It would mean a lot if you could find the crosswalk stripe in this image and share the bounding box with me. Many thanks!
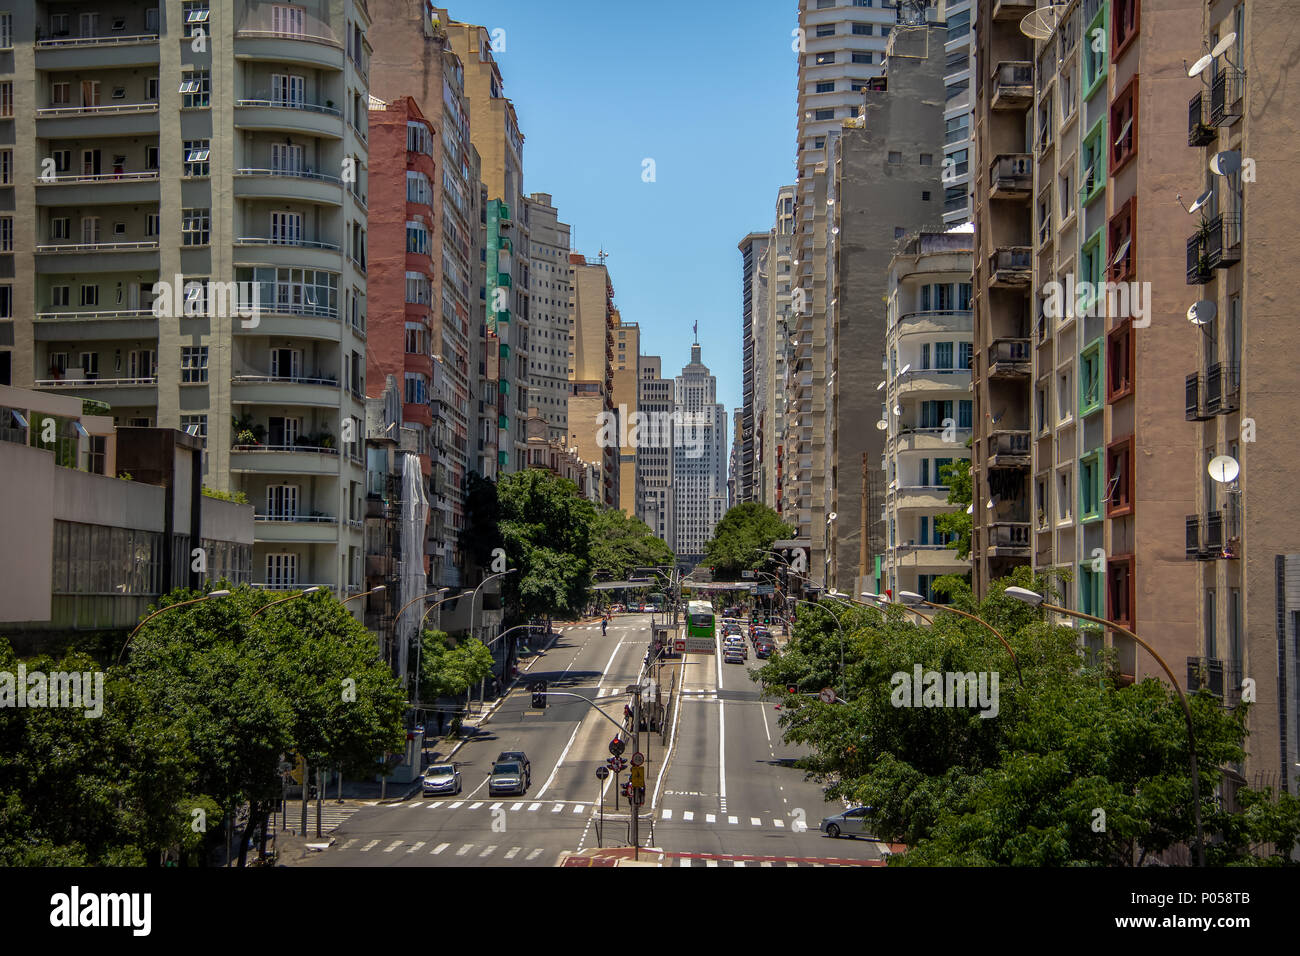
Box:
[448,801,464,809]
[480,845,497,857]
[469,802,484,810]
[340,839,357,850]
[678,858,690,868]
[511,802,524,811]
[384,840,403,853]
[683,811,694,821]
[760,861,773,867]
[490,802,503,811]
[407,842,426,854]
[455,844,474,857]
[505,847,521,860]
[431,843,450,855]
[551,804,563,813]
[706,860,718,867]
[526,848,544,861]
[362,840,379,852]
[751,817,761,826]
[774,819,785,828]
[528,802,541,811]
[572,804,584,814]
[728,816,738,825]
[705,814,717,824]
[662,809,672,820]
[734,860,746,867]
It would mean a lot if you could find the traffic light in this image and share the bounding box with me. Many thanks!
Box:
[531,680,547,709]
[787,685,797,696]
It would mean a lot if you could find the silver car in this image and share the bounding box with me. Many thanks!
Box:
[820,806,874,839]
[422,763,462,797]
[488,761,527,797]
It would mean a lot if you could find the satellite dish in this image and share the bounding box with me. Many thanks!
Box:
[876,380,886,391]
[892,404,902,416]
[1187,300,1217,326]
[875,419,888,431]
[1211,32,1237,58]
[1208,455,1239,484]
[899,363,912,375]
[1188,53,1214,78]
[965,504,974,515]
[1210,150,1241,176]
[1188,189,1214,214]
[1020,4,1066,40]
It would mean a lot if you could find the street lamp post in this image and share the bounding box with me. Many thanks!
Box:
[896,590,1025,688]
[860,591,934,625]
[472,569,518,707]
[1004,586,1205,867]
[248,586,322,619]
[116,589,231,664]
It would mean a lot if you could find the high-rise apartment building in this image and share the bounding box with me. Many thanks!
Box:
[942,0,975,226]
[637,355,674,548]
[524,192,571,444]
[738,232,769,505]
[443,12,531,478]
[368,1,480,590]
[673,343,727,565]
[5,0,375,596]
[567,252,618,508]
[728,406,743,509]
[612,318,640,517]
[768,185,796,517]
[824,21,948,596]
[881,231,973,600]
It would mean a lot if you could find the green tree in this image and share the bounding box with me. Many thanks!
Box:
[589,507,674,582]
[497,469,596,621]
[705,502,792,579]
[415,630,495,707]
[934,458,972,560]
[459,471,503,572]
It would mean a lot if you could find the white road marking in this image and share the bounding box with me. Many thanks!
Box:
[678,858,691,867]
[528,802,541,812]
[761,701,772,743]
[383,840,403,853]
[505,847,521,859]
[526,848,544,860]
[662,809,672,820]
[480,845,497,857]
[760,861,773,867]
[490,802,503,811]
[734,860,747,867]
[361,840,379,852]
[455,844,474,857]
[468,802,483,810]
[511,802,524,811]
[706,813,717,824]
[774,819,785,828]
[572,804,585,814]
[683,811,694,821]
[431,843,450,855]
[407,842,426,854]
[728,815,738,825]
[706,859,718,867]
[551,803,563,813]
[537,719,582,797]
[340,839,357,850]
[750,817,761,827]
[447,801,464,809]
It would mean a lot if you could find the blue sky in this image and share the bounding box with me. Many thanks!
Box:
[459,1,798,415]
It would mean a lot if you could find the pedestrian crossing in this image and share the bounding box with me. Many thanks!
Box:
[333,837,553,863]
[669,855,877,868]
[283,804,362,835]
[657,807,806,831]
[368,797,808,832]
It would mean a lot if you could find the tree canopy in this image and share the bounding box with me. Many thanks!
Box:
[497,469,597,621]
[589,506,675,583]
[704,502,793,579]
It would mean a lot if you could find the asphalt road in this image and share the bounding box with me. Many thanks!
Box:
[300,614,886,867]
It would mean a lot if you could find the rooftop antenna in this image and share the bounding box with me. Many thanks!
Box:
[596,247,609,266]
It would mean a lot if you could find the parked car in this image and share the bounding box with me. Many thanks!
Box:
[496,751,531,785]
[488,761,528,796]
[421,763,462,797]
[820,806,875,839]
[723,647,745,665]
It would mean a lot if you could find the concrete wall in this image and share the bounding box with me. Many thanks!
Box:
[0,442,55,623]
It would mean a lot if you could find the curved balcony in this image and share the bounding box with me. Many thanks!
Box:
[230,443,341,476]
[890,485,952,511]
[892,310,972,340]
[32,376,158,406]
[889,428,972,454]
[35,103,160,139]
[234,308,343,341]
[235,97,344,139]
[892,368,971,397]
[230,374,343,409]
[234,168,344,206]
[234,30,345,72]
[234,235,342,271]
[886,544,969,572]
[34,172,160,206]
[253,513,340,544]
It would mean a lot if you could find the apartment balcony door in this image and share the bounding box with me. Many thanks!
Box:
[271,74,305,108]
[266,485,299,519]
[272,5,305,36]
[266,553,298,588]
[82,149,101,177]
[270,347,301,379]
[81,216,101,244]
[80,352,99,380]
[79,13,100,38]
[80,80,101,108]
[127,349,156,380]
[271,143,304,174]
[270,212,302,245]
[267,416,300,446]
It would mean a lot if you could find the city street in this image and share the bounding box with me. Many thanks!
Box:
[300,614,888,867]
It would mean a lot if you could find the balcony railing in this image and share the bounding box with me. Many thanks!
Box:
[1204,212,1242,269]
[988,430,1032,466]
[255,513,338,523]
[992,62,1033,110]
[235,167,344,186]
[36,309,154,321]
[1185,511,1239,559]
[36,240,159,253]
[35,34,160,48]
[235,236,342,252]
[989,247,1032,286]
[35,376,156,388]
[35,103,160,117]
[990,153,1032,197]
[232,374,339,387]
[35,171,160,185]
[235,28,342,49]
[1186,657,1244,706]
[1210,68,1244,126]
[987,522,1032,554]
[1188,91,1216,147]
[988,338,1031,377]
[236,96,342,117]
[1186,231,1213,284]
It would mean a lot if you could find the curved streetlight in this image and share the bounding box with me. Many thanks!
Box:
[249,586,322,619]
[1004,586,1205,867]
[790,596,851,698]
[860,591,934,625]
[340,584,386,606]
[897,589,1024,688]
[117,589,231,664]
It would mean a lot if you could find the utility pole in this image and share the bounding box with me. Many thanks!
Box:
[315,765,323,837]
[300,759,308,835]
[631,685,641,860]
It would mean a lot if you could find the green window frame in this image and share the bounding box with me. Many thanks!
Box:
[1079,564,1103,617]
[1079,228,1106,313]
[1079,116,1107,207]
[1080,340,1103,416]
[1083,2,1108,99]
[1080,450,1103,522]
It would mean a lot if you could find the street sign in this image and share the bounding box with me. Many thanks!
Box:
[595,766,609,780]
[629,766,645,788]
[631,751,644,767]
[606,756,626,772]
[819,687,837,704]
[608,737,625,757]
[684,636,716,654]
[741,569,755,579]
[756,584,775,595]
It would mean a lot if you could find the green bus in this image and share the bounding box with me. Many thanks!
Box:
[686,600,715,640]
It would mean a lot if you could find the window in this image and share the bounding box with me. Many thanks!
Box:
[815,52,835,65]
[0,217,9,253]
[1080,230,1104,312]
[1106,555,1135,629]
[1058,172,1074,221]
[182,208,210,246]
[0,81,12,118]
[944,115,969,145]
[935,341,954,369]
[852,52,872,64]
[406,221,429,255]
[180,415,208,445]
[405,323,428,356]
[1080,121,1106,205]
[271,143,304,174]
[406,121,434,155]
[1083,15,1107,95]
[0,150,9,185]
[814,108,835,121]
[852,23,872,36]
[919,153,933,167]
[271,5,304,36]
[183,2,210,38]
[1107,198,1135,283]
[271,73,305,107]
[145,213,160,237]
[1110,77,1137,172]
[1106,319,1135,402]
[265,553,298,588]
[1080,451,1101,521]
[888,151,902,164]
[1111,0,1139,57]
[271,211,302,244]
[1057,468,1073,521]
[144,145,159,171]
[1079,565,1102,617]
[51,285,70,308]
[80,216,101,245]
[815,81,835,94]
[0,12,11,49]
[1080,341,1102,415]
[1106,436,1134,516]
[405,271,429,305]
[80,285,99,307]
[406,171,432,205]
[945,79,969,101]
[179,70,210,109]
[946,9,970,42]
[816,24,835,37]
[180,346,208,384]
[404,372,428,405]
[183,140,211,177]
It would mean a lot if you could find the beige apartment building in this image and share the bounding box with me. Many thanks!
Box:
[612,317,639,518]
[524,191,571,444]
[767,185,795,517]
[3,0,374,595]
[637,355,674,547]
[567,252,617,508]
